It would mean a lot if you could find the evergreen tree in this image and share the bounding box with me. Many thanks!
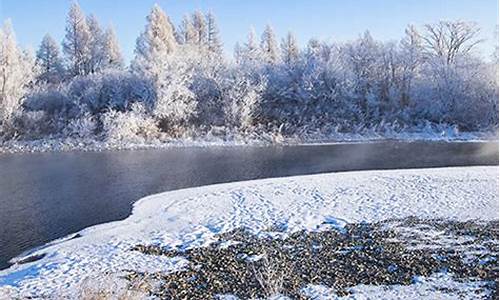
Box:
[234,42,243,63]
[206,11,223,57]
[132,4,177,80]
[260,24,279,64]
[87,14,104,73]
[36,34,64,83]
[192,10,207,46]
[167,15,181,45]
[306,38,321,58]
[179,14,197,45]
[132,5,197,131]
[240,27,261,65]
[62,2,91,77]
[280,31,299,65]
[101,26,124,70]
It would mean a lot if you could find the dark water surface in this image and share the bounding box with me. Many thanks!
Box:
[0,141,498,269]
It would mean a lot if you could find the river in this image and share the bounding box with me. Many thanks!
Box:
[0,141,497,269]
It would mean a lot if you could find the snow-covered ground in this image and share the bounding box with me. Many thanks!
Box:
[0,166,498,299]
[301,273,494,300]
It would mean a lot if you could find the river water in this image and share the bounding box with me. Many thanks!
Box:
[0,141,497,269]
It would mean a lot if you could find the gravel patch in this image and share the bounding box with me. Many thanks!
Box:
[128,217,498,299]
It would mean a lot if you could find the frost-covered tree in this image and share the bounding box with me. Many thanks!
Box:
[132,4,177,82]
[2,10,499,141]
[207,11,223,57]
[422,21,482,65]
[167,15,181,45]
[192,10,208,46]
[63,2,92,77]
[87,14,104,74]
[101,27,124,70]
[0,21,36,133]
[179,14,197,45]
[239,75,267,129]
[36,34,64,84]
[132,5,201,133]
[281,31,299,65]
[68,70,155,114]
[306,38,321,58]
[343,31,381,116]
[222,68,267,130]
[376,42,398,110]
[69,14,124,74]
[152,52,198,133]
[399,25,424,107]
[234,42,243,64]
[239,27,261,66]
[260,24,279,64]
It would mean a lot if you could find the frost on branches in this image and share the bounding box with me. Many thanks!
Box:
[0,20,36,137]
[0,4,498,149]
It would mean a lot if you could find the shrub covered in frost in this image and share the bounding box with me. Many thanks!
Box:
[64,113,97,138]
[101,103,159,143]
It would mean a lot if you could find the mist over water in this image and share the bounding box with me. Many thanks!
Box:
[0,141,498,270]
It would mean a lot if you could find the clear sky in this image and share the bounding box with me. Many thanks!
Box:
[1,0,498,62]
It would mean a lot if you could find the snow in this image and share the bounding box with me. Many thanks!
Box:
[301,272,493,299]
[0,166,498,298]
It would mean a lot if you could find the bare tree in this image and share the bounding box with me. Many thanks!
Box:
[399,25,424,107]
[422,20,482,65]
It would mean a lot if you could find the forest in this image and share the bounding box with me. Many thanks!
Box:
[0,3,498,147]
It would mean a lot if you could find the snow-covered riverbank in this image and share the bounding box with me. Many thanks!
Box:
[0,166,498,298]
[1,125,497,154]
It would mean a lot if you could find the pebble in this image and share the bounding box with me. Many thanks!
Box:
[128,218,498,299]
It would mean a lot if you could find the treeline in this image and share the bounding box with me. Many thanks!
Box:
[0,3,498,143]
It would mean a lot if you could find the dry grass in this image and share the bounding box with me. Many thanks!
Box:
[251,248,288,298]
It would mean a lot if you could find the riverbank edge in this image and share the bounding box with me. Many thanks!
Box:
[1,130,497,154]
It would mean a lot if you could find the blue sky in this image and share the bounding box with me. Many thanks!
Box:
[1,0,498,62]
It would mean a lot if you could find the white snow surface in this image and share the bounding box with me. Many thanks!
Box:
[301,272,493,299]
[0,166,498,298]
